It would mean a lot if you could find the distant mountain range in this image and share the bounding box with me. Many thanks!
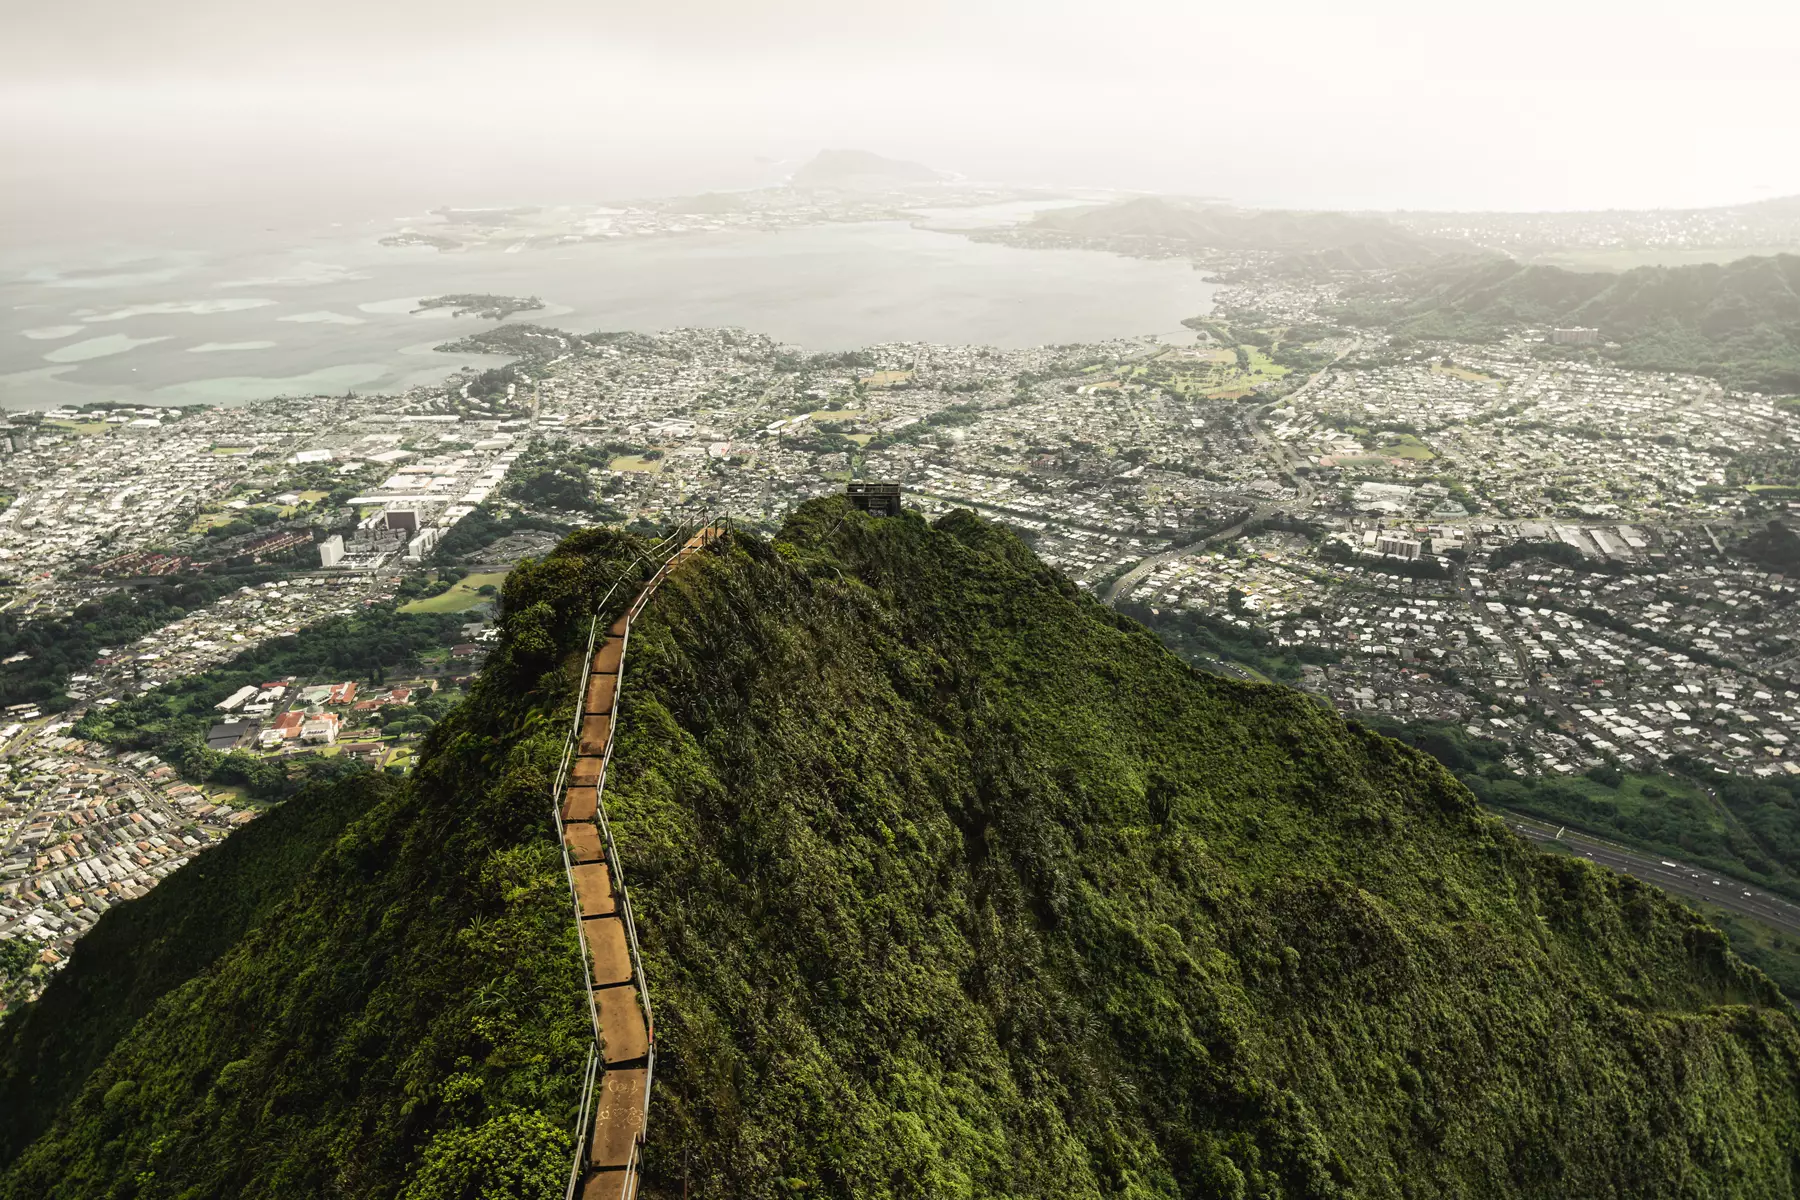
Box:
[789,148,945,189]
[1338,252,1800,392]
[1020,196,1460,270]
[1385,194,1800,265]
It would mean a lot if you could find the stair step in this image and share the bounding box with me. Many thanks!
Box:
[595,984,648,1063]
[577,1167,638,1200]
[585,914,633,985]
[564,531,725,1198]
[578,713,613,757]
[573,862,616,917]
[565,823,604,863]
[584,672,618,715]
[589,1067,647,1167]
[563,785,598,824]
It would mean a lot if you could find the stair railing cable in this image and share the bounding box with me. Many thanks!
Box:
[554,522,690,1197]
[557,521,692,1196]
[551,519,719,1199]
[563,1045,600,1200]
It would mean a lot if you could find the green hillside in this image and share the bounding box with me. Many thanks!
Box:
[0,774,387,1164]
[1029,197,1451,268]
[6,505,1800,1198]
[1337,252,1800,392]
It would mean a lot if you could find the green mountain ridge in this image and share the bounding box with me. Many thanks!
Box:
[1337,252,1800,392]
[1027,197,1455,268]
[5,502,1800,1198]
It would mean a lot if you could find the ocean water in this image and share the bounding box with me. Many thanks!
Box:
[0,209,1217,409]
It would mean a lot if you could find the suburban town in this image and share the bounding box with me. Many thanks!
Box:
[3,260,1799,1006]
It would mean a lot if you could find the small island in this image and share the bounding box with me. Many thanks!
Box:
[413,294,546,320]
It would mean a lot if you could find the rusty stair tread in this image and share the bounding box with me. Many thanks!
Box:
[563,527,725,1188]
[589,1067,647,1167]
[578,713,613,757]
[584,672,618,715]
[595,985,649,1063]
[563,785,598,824]
[565,823,604,863]
[573,862,616,917]
[586,914,633,985]
[577,1169,638,1200]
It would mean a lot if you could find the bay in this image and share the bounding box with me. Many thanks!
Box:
[0,210,1217,409]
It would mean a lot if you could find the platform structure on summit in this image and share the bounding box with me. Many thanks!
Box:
[552,522,726,1200]
[846,480,903,517]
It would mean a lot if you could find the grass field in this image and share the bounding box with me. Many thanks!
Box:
[1244,347,1289,378]
[808,409,867,423]
[187,512,236,533]
[858,370,913,387]
[398,571,508,614]
[1379,434,1438,461]
[47,421,110,437]
[1606,771,1731,837]
[609,454,665,474]
[1432,364,1499,383]
[188,502,297,532]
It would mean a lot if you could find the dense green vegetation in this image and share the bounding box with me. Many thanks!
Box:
[0,775,386,1163]
[509,463,599,512]
[1334,253,1800,392]
[0,569,284,712]
[8,504,1800,1198]
[74,605,464,796]
[606,504,1800,1197]
[1692,899,1800,1001]
[501,444,628,518]
[1487,539,1620,574]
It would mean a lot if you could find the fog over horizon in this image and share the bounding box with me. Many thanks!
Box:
[6,0,1800,246]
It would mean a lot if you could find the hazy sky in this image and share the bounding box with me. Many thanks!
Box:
[6,0,1800,236]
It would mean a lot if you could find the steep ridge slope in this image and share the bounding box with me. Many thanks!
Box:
[0,774,388,1164]
[607,501,1800,1198]
[5,507,1799,1199]
[0,529,670,1200]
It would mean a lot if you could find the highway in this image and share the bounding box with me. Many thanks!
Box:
[1497,808,1800,938]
